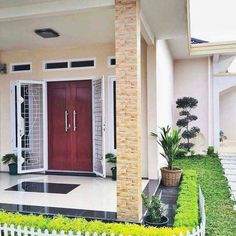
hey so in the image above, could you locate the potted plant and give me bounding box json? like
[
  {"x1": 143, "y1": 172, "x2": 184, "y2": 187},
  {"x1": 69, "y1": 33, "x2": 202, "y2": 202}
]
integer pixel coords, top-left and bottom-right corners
[
  {"x1": 106, "y1": 153, "x2": 117, "y2": 180},
  {"x1": 2, "y1": 153, "x2": 18, "y2": 175},
  {"x1": 142, "y1": 193, "x2": 169, "y2": 227},
  {"x1": 152, "y1": 126, "x2": 182, "y2": 187}
]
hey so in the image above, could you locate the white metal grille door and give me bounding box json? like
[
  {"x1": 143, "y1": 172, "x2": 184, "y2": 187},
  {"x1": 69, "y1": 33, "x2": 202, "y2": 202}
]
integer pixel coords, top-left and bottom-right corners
[
  {"x1": 16, "y1": 81, "x2": 46, "y2": 174},
  {"x1": 93, "y1": 77, "x2": 106, "y2": 177}
]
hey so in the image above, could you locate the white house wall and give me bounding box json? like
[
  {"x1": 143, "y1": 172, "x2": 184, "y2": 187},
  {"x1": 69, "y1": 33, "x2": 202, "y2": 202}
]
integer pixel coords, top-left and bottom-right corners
[
  {"x1": 220, "y1": 88, "x2": 236, "y2": 140},
  {"x1": 213, "y1": 75, "x2": 236, "y2": 150},
  {"x1": 156, "y1": 40, "x2": 174, "y2": 167},
  {"x1": 0, "y1": 43, "x2": 116, "y2": 172},
  {"x1": 174, "y1": 58, "x2": 209, "y2": 151},
  {"x1": 141, "y1": 38, "x2": 148, "y2": 178},
  {"x1": 0, "y1": 42, "x2": 150, "y2": 177}
]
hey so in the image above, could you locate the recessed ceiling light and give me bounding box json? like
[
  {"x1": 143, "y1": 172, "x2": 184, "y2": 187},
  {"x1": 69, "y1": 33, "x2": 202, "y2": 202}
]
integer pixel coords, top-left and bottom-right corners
[{"x1": 34, "y1": 28, "x2": 60, "y2": 38}]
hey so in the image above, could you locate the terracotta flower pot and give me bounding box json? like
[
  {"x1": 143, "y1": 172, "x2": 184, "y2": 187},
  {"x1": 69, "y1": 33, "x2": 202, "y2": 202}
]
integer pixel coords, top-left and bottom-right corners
[{"x1": 161, "y1": 167, "x2": 182, "y2": 187}]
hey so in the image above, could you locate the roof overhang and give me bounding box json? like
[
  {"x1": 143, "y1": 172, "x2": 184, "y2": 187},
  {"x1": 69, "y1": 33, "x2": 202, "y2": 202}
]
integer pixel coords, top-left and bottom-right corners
[{"x1": 187, "y1": 0, "x2": 236, "y2": 56}]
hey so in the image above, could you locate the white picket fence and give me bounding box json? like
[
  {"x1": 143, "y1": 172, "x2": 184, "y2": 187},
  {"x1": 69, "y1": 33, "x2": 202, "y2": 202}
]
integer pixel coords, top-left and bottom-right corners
[{"x1": 0, "y1": 187, "x2": 206, "y2": 236}]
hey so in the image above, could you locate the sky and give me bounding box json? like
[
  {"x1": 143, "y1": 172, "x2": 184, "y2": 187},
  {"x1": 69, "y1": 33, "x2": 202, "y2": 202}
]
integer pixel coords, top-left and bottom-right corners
[{"x1": 190, "y1": 0, "x2": 236, "y2": 43}]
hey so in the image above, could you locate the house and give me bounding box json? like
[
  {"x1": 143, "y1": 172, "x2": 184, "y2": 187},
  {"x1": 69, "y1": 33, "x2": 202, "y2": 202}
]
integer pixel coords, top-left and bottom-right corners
[{"x1": 0, "y1": 0, "x2": 235, "y2": 223}]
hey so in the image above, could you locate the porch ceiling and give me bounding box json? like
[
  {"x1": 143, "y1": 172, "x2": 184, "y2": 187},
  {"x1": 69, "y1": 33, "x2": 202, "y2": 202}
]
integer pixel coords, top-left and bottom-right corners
[
  {"x1": 0, "y1": 7, "x2": 115, "y2": 51},
  {"x1": 0, "y1": 0, "x2": 53, "y2": 8},
  {"x1": 0, "y1": 0, "x2": 189, "y2": 57},
  {"x1": 141, "y1": 0, "x2": 188, "y2": 40}
]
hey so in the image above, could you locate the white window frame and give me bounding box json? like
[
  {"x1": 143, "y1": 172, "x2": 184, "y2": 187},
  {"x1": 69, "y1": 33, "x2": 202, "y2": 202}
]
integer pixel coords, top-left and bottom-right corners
[
  {"x1": 43, "y1": 58, "x2": 96, "y2": 71},
  {"x1": 10, "y1": 62, "x2": 32, "y2": 73},
  {"x1": 107, "y1": 56, "x2": 116, "y2": 68}
]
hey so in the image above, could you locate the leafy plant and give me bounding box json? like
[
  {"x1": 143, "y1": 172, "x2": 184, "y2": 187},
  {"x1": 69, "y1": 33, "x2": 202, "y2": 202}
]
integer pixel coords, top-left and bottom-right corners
[
  {"x1": 0, "y1": 211, "x2": 189, "y2": 236},
  {"x1": 174, "y1": 170, "x2": 199, "y2": 228},
  {"x1": 151, "y1": 126, "x2": 182, "y2": 170},
  {"x1": 105, "y1": 153, "x2": 116, "y2": 165},
  {"x1": 2, "y1": 153, "x2": 17, "y2": 165},
  {"x1": 142, "y1": 193, "x2": 163, "y2": 223},
  {"x1": 176, "y1": 97, "x2": 200, "y2": 151}
]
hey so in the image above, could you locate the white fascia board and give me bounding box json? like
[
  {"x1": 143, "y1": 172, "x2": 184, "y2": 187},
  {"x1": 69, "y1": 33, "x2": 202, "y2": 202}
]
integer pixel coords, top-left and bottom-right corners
[
  {"x1": 140, "y1": 11, "x2": 155, "y2": 46},
  {"x1": 0, "y1": 0, "x2": 115, "y2": 22}
]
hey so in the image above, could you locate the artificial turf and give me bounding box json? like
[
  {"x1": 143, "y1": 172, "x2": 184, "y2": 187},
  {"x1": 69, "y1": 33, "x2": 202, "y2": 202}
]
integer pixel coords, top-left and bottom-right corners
[{"x1": 174, "y1": 155, "x2": 236, "y2": 236}]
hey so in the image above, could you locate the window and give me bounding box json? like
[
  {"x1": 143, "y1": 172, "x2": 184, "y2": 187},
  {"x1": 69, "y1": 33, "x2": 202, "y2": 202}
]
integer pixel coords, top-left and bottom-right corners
[
  {"x1": 44, "y1": 58, "x2": 96, "y2": 71},
  {"x1": 10, "y1": 63, "x2": 32, "y2": 73},
  {"x1": 70, "y1": 59, "x2": 95, "y2": 68},
  {"x1": 108, "y1": 77, "x2": 116, "y2": 152},
  {"x1": 45, "y1": 61, "x2": 68, "y2": 70},
  {"x1": 113, "y1": 80, "x2": 116, "y2": 149},
  {"x1": 108, "y1": 56, "x2": 116, "y2": 67}
]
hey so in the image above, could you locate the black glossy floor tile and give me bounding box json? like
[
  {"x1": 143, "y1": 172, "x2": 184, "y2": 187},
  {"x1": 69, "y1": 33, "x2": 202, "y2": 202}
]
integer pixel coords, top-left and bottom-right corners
[
  {"x1": 80, "y1": 209, "x2": 117, "y2": 221},
  {"x1": 45, "y1": 171, "x2": 97, "y2": 177},
  {"x1": 0, "y1": 203, "x2": 117, "y2": 222},
  {"x1": 156, "y1": 184, "x2": 178, "y2": 227},
  {"x1": 39, "y1": 207, "x2": 85, "y2": 217},
  {"x1": 142, "y1": 179, "x2": 161, "y2": 214},
  {"x1": 0, "y1": 203, "x2": 44, "y2": 214},
  {"x1": 5, "y1": 182, "x2": 80, "y2": 194}
]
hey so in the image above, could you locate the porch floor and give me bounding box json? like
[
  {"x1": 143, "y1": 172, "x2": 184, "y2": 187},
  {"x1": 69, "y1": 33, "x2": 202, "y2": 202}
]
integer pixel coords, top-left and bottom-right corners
[{"x1": 0, "y1": 173, "x2": 151, "y2": 221}]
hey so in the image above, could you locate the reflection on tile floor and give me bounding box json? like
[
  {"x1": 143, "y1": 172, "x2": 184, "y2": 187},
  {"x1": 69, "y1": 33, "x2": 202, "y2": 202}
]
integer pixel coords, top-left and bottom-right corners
[
  {"x1": 6, "y1": 182, "x2": 80, "y2": 194},
  {"x1": 156, "y1": 184, "x2": 178, "y2": 227},
  {"x1": 0, "y1": 173, "x2": 149, "y2": 214},
  {"x1": 0, "y1": 203, "x2": 117, "y2": 221}
]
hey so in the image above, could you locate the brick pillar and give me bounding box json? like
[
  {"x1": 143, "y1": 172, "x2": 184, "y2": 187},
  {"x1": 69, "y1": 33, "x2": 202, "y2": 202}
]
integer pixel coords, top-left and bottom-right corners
[{"x1": 115, "y1": 0, "x2": 142, "y2": 222}]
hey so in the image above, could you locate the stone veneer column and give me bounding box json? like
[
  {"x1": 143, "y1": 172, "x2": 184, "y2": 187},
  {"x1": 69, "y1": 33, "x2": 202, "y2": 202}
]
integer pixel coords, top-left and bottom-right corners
[{"x1": 115, "y1": 0, "x2": 142, "y2": 222}]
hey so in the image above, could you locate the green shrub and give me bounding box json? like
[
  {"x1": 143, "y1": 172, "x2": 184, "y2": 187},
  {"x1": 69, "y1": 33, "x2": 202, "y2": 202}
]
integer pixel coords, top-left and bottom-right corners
[
  {"x1": 207, "y1": 146, "x2": 214, "y2": 155},
  {"x1": 174, "y1": 170, "x2": 199, "y2": 228},
  {"x1": 207, "y1": 146, "x2": 218, "y2": 157},
  {"x1": 0, "y1": 211, "x2": 189, "y2": 236}
]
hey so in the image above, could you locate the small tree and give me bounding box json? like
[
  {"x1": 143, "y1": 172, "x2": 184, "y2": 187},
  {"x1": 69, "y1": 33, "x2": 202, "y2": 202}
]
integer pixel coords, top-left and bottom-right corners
[{"x1": 176, "y1": 97, "x2": 200, "y2": 151}]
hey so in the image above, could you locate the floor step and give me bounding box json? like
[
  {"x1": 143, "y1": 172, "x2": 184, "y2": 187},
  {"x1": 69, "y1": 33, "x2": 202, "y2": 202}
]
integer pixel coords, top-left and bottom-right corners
[
  {"x1": 221, "y1": 159, "x2": 236, "y2": 163},
  {"x1": 226, "y1": 175, "x2": 236, "y2": 182},
  {"x1": 220, "y1": 157, "x2": 236, "y2": 161},
  {"x1": 224, "y1": 170, "x2": 236, "y2": 175},
  {"x1": 232, "y1": 191, "x2": 236, "y2": 201},
  {"x1": 222, "y1": 164, "x2": 236, "y2": 169},
  {"x1": 229, "y1": 182, "x2": 236, "y2": 191}
]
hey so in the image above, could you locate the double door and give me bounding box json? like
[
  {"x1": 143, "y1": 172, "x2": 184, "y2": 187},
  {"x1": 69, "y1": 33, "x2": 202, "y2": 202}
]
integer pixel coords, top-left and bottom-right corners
[{"x1": 48, "y1": 80, "x2": 93, "y2": 171}]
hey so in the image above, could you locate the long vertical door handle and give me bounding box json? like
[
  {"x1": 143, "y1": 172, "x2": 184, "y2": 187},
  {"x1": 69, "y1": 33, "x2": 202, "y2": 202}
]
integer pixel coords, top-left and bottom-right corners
[
  {"x1": 65, "y1": 111, "x2": 69, "y2": 132},
  {"x1": 73, "y1": 110, "x2": 77, "y2": 131}
]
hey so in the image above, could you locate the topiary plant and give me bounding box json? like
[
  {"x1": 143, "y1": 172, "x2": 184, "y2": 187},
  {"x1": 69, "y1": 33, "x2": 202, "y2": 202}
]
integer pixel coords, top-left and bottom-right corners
[{"x1": 176, "y1": 97, "x2": 200, "y2": 151}]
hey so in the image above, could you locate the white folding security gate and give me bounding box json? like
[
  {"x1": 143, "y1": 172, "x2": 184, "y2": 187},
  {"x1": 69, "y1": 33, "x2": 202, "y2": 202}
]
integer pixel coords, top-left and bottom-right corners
[
  {"x1": 92, "y1": 77, "x2": 106, "y2": 177},
  {"x1": 12, "y1": 81, "x2": 46, "y2": 174}
]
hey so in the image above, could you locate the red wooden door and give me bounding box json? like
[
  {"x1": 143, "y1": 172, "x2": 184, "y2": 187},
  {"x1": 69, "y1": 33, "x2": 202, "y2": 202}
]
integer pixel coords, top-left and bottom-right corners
[{"x1": 47, "y1": 81, "x2": 93, "y2": 171}]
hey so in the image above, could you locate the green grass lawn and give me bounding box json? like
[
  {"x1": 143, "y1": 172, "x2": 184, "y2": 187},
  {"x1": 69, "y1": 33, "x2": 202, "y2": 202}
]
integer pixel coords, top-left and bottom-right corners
[{"x1": 174, "y1": 155, "x2": 236, "y2": 236}]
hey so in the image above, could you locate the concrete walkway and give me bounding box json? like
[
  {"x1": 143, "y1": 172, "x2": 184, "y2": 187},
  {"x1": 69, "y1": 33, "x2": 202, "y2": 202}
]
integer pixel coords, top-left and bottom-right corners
[{"x1": 220, "y1": 155, "x2": 236, "y2": 205}]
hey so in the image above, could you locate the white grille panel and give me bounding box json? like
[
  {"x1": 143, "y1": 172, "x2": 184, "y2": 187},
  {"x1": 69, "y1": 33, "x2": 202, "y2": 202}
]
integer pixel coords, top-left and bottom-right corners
[{"x1": 16, "y1": 82, "x2": 45, "y2": 173}]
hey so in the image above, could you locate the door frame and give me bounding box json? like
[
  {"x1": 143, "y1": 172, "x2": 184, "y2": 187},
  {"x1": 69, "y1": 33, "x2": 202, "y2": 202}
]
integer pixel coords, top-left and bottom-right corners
[
  {"x1": 11, "y1": 76, "x2": 106, "y2": 174},
  {"x1": 45, "y1": 76, "x2": 99, "y2": 173}
]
